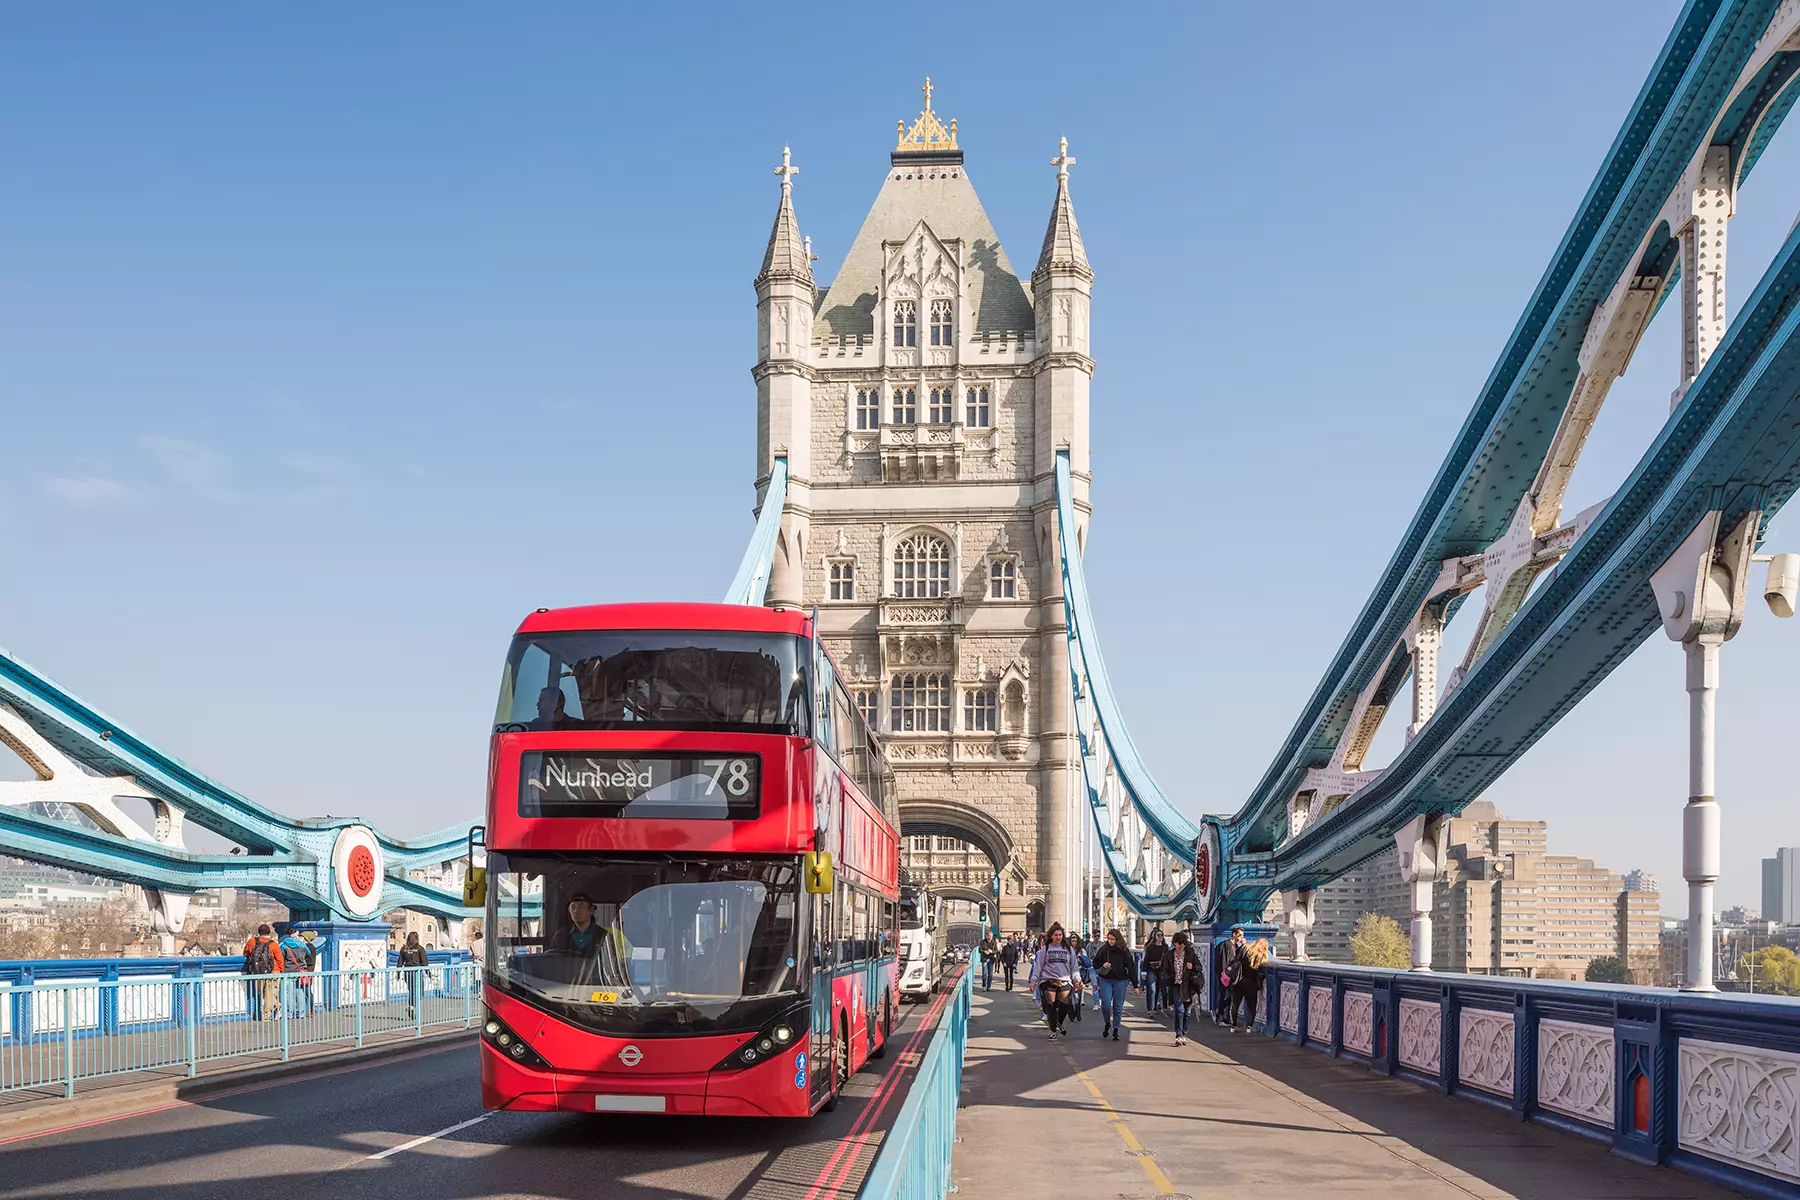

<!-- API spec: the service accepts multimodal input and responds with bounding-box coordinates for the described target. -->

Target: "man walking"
[999,936,1020,991]
[978,934,998,989]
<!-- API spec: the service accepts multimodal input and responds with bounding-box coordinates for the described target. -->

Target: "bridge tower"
[750,82,1093,931]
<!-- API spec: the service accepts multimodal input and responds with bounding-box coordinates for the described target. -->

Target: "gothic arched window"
[928,387,954,424]
[892,533,951,599]
[929,299,953,346]
[892,388,917,425]
[890,673,950,732]
[965,385,990,428]
[893,301,917,348]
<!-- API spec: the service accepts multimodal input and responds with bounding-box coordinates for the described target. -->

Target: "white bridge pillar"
[1285,890,1314,962]
[1396,814,1444,971]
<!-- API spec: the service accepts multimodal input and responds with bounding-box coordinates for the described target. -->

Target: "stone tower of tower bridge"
[751,81,1093,931]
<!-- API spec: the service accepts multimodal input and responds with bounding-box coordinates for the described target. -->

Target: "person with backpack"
[399,931,430,1020]
[1026,924,1083,1039]
[1091,928,1138,1041]
[242,925,284,1021]
[1229,937,1271,1032]
[1069,936,1093,1022]
[279,928,315,1018]
[1214,926,1249,1027]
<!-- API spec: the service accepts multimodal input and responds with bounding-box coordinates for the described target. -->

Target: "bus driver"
[550,891,630,987]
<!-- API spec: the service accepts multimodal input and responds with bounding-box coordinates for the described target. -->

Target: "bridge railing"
[861,949,975,1200]
[1261,960,1800,1197]
[0,964,478,1099]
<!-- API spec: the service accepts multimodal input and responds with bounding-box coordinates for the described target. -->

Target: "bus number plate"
[590,991,618,1004]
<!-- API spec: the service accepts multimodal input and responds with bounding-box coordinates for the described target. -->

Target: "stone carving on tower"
[750,82,1094,931]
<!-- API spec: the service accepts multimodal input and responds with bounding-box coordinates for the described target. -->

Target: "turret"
[753,147,815,606]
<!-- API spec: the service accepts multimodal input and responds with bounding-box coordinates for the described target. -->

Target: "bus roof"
[515,602,811,637]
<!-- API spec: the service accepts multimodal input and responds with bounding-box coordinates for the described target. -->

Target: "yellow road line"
[1054,1042,1177,1195]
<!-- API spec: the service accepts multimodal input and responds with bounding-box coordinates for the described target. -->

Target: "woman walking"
[1230,937,1271,1031]
[1140,929,1169,1015]
[1027,923,1083,1040]
[1160,931,1202,1046]
[1091,928,1138,1041]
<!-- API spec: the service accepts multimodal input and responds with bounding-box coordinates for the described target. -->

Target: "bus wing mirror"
[463,824,487,906]
[803,851,835,895]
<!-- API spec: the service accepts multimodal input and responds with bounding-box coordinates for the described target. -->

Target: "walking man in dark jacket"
[1214,926,1249,1026]
[999,937,1020,990]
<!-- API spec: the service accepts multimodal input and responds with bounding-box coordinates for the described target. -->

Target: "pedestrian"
[1230,937,1270,1032]
[1140,928,1168,1015]
[1027,923,1083,1039]
[1161,930,1202,1046]
[1071,937,1092,1022]
[1092,928,1137,1041]
[999,936,1020,991]
[978,933,998,990]
[279,927,314,1018]
[466,920,485,980]
[242,924,284,1021]
[1214,925,1249,1026]
[399,930,430,1020]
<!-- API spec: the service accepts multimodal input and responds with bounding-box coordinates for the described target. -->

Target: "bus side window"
[838,882,854,964]
[856,890,873,961]
[829,682,858,775]
[882,900,896,956]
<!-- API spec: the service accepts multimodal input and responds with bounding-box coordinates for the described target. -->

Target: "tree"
[1349,913,1410,969]
[1747,946,1800,995]
[1585,956,1627,983]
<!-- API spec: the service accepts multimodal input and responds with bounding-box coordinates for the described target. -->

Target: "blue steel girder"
[724,456,788,606]
[1054,452,1202,924]
[0,643,481,922]
[1226,0,1783,860]
[1255,212,1800,904]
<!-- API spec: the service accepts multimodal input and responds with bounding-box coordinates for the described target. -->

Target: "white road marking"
[365,1116,488,1160]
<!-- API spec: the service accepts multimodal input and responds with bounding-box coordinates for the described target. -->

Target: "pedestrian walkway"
[951,984,1741,1199]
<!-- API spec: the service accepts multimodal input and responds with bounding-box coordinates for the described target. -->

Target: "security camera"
[1766,552,1800,618]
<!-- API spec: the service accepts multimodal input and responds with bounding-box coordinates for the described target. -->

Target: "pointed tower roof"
[1033,138,1090,281]
[757,146,814,288]
[814,81,1034,340]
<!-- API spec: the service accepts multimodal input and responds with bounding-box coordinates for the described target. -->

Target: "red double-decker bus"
[472,602,900,1117]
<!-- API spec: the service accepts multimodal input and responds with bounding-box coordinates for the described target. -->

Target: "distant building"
[1303,800,1659,980]
[1721,904,1760,926]
[1623,869,1659,894]
[1763,848,1800,925]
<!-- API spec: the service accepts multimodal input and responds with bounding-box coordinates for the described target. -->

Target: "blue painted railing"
[1264,960,1800,1199]
[0,963,477,1099]
[724,455,788,606]
[861,950,975,1200]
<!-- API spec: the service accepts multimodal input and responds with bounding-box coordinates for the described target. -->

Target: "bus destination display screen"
[517,752,761,820]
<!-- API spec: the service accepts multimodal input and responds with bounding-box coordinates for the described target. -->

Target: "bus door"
[808,888,836,1109]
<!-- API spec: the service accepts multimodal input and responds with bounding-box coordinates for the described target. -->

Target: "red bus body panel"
[480,603,898,1118]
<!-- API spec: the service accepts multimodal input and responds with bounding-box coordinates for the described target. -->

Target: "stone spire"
[757,146,814,287]
[1033,137,1090,281]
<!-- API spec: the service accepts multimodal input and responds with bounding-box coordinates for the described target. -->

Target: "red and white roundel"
[331,825,385,919]
[1195,821,1223,919]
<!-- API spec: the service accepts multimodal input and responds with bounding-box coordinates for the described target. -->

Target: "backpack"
[246,938,276,976]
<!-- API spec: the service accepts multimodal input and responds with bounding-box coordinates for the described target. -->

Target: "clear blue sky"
[4,3,1797,911]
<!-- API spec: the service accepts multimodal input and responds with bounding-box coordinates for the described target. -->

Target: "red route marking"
[0,1041,467,1146]
[801,967,962,1200]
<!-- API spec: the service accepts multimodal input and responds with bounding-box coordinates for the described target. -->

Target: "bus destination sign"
[518,752,761,820]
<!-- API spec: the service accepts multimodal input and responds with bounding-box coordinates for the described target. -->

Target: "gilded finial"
[897,76,958,152]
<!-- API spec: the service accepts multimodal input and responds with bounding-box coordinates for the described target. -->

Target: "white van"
[898,926,936,1000]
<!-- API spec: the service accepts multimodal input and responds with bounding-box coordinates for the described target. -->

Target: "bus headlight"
[481,1008,549,1069]
[713,1006,811,1072]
